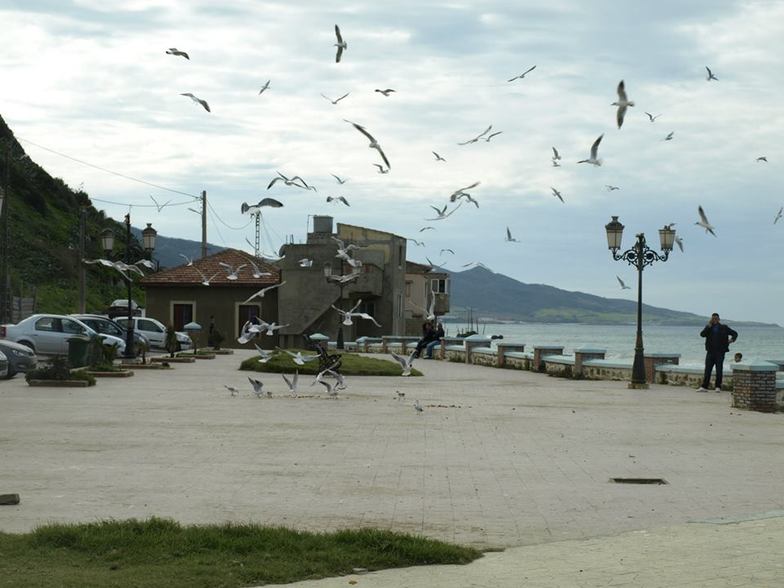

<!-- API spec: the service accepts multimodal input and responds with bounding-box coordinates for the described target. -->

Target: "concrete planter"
[27,379,91,387]
[86,370,134,378]
[208,349,234,355]
[151,356,195,364]
[122,363,172,370]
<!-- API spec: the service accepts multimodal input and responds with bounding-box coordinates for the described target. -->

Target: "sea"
[444,323,784,368]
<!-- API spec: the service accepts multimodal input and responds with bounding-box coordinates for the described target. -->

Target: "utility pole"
[201,190,207,258]
[78,206,87,313]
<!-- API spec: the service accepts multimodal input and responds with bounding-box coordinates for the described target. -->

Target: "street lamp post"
[101,216,156,360]
[605,216,676,389]
[323,262,346,350]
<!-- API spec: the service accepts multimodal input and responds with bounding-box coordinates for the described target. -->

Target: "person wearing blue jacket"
[697,313,738,392]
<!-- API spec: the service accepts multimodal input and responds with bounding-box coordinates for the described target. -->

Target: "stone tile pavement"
[2,350,783,584]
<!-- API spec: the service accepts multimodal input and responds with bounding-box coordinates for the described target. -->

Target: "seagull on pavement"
[577,134,604,166]
[696,205,717,236]
[551,187,565,203]
[391,350,416,376]
[242,281,286,304]
[322,92,350,105]
[612,80,635,129]
[225,385,239,397]
[414,400,424,413]
[281,371,299,397]
[507,65,536,82]
[617,276,631,290]
[258,80,271,95]
[248,377,266,398]
[180,93,210,112]
[345,119,391,169]
[505,227,519,242]
[706,66,718,81]
[166,48,189,59]
[334,24,347,62]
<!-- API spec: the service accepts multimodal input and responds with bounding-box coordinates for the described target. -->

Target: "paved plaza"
[2,351,784,585]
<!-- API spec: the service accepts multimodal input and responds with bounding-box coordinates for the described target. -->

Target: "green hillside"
[0,114,147,315]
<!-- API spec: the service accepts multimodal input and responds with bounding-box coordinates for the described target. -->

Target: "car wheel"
[18,341,35,353]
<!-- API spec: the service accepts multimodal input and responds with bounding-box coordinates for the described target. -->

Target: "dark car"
[70,314,150,352]
[0,339,38,379]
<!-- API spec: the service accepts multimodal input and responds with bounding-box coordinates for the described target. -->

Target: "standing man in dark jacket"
[697,313,738,392]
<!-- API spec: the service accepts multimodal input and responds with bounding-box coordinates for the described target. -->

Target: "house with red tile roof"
[140,248,280,349]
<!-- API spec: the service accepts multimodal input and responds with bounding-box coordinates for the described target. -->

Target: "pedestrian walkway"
[2,350,783,585]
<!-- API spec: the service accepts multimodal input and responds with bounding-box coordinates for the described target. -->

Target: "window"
[172,303,194,331]
[398,245,403,268]
[431,278,448,294]
[357,301,375,316]
[139,319,164,333]
[405,281,412,298]
[61,319,85,334]
[237,304,261,336]
[34,317,57,332]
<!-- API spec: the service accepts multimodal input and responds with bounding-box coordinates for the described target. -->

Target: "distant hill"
[130,228,224,269]
[445,266,776,327]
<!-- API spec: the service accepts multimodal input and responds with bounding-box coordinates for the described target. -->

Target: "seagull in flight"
[373,163,389,174]
[774,207,783,224]
[180,93,210,112]
[345,119,391,169]
[507,65,536,82]
[334,25,347,62]
[419,226,435,232]
[440,248,455,255]
[258,80,271,95]
[248,377,266,398]
[299,258,313,267]
[696,205,717,236]
[241,281,286,304]
[178,253,193,266]
[484,131,503,142]
[606,185,620,191]
[407,238,425,247]
[332,300,363,325]
[375,88,395,96]
[241,198,284,214]
[411,297,436,321]
[664,132,674,141]
[756,156,768,163]
[249,259,272,279]
[390,350,416,376]
[254,344,276,363]
[194,267,220,286]
[612,80,635,129]
[706,66,718,81]
[82,258,145,280]
[616,276,631,290]
[449,181,481,203]
[505,227,519,243]
[326,196,350,206]
[458,125,493,145]
[267,172,309,190]
[279,349,320,366]
[551,187,564,203]
[150,195,172,212]
[327,270,361,284]
[281,371,299,397]
[577,134,603,166]
[322,92,350,105]
[432,151,446,162]
[552,146,561,162]
[219,262,246,281]
[331,173,348,184]
[674,236,684,252]
[425,201,463,221]
[166,48,189,60]
[645,112,661,122]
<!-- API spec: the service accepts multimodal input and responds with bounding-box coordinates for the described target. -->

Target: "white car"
[0,314,125,356]
[114,316,192,351]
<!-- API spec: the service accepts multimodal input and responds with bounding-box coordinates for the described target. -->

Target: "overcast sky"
[1,0,783,324]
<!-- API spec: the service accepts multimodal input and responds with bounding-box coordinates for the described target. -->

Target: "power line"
[91,196,200,209]
[206,200,253,231]
[17,136,201,198]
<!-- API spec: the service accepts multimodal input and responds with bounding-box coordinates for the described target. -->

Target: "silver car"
[114,316,192,351]
[0,314,125,356]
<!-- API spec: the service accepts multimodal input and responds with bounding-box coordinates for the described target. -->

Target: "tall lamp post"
[101,216,156,360]
[323,262,346,350]
[605,216,676,389]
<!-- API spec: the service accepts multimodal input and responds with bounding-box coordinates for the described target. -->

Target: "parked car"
[71,314,150,352]
[107,299,143,319]
[0,314,125,356]
[0,339,38,379]
[0,350,8,379]
[114,316,192,351]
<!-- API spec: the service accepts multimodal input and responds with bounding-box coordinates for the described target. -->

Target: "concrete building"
[140,248,280,349]
[276,216,407,348]
[404,260,450,335]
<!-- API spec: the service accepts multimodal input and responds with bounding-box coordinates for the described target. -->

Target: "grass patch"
[0,518,481,587]
[240,349,422,376]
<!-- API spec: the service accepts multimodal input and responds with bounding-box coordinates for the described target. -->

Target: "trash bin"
[67,336,91,368]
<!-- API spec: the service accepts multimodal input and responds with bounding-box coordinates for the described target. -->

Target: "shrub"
[164,325,179,358]
[26,357,96,385]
